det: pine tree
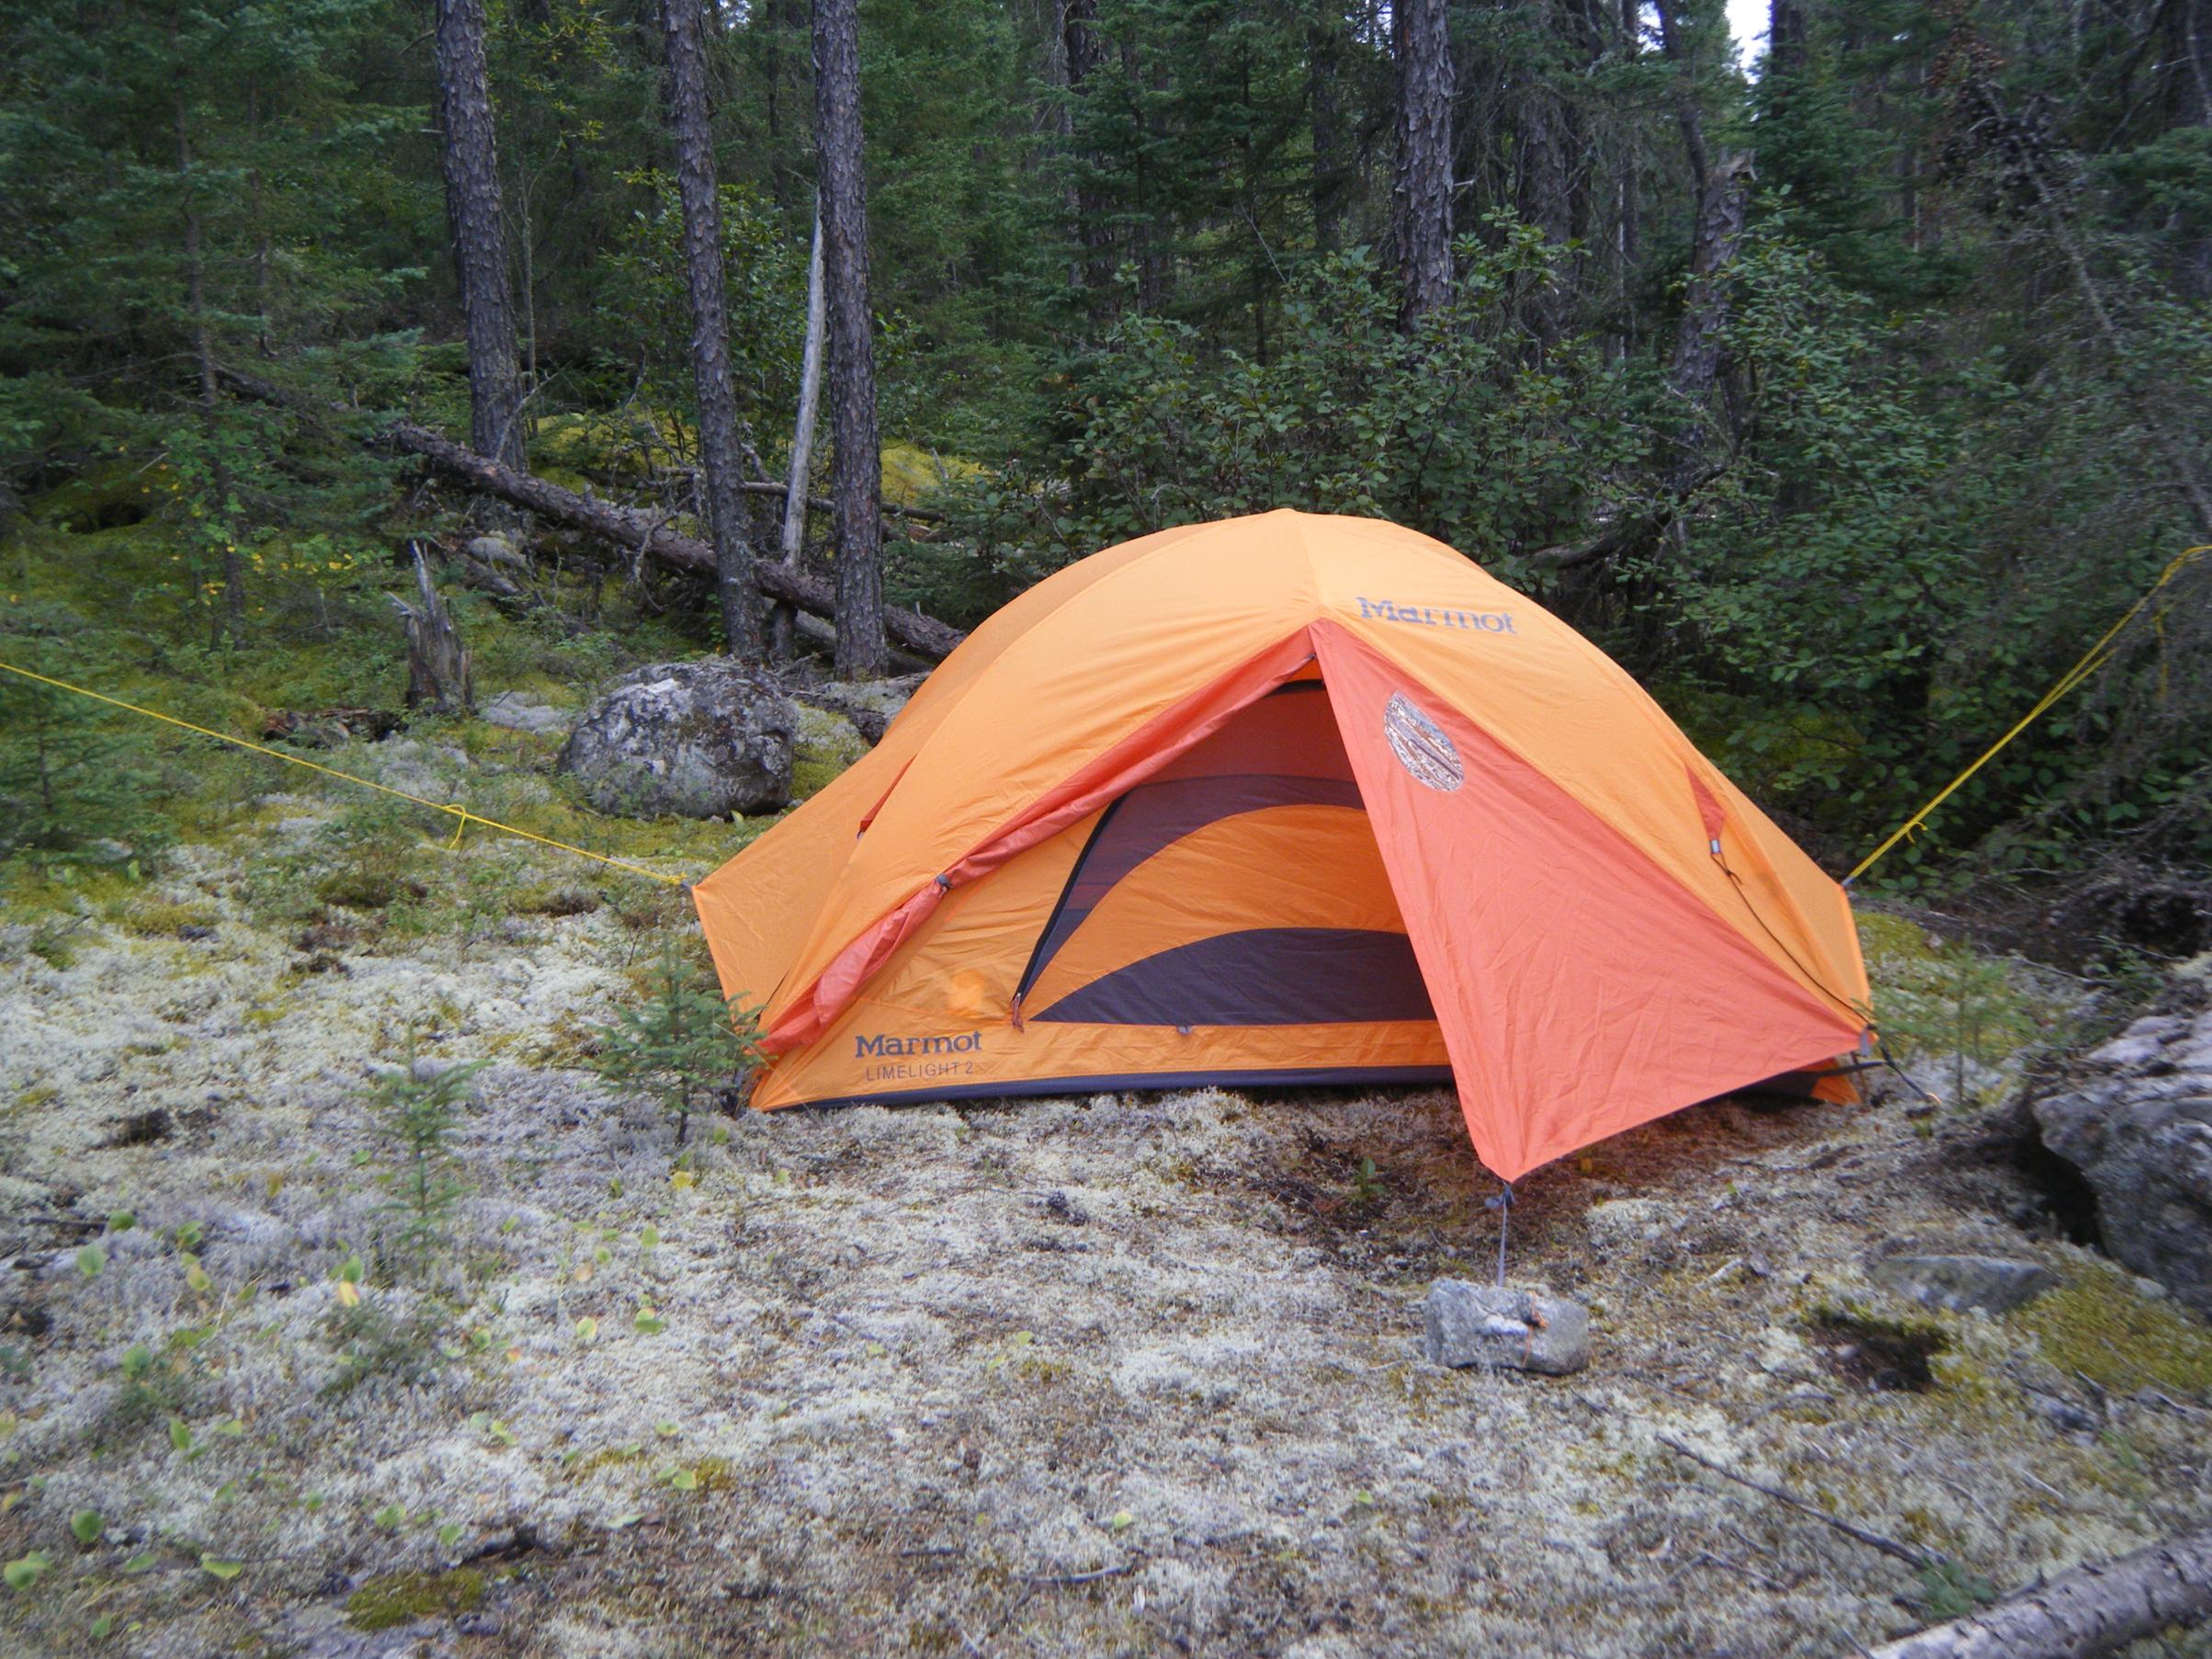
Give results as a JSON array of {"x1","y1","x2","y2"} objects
[{"x1": 813, "y1": 0, "x2": 888, "y2": 676}]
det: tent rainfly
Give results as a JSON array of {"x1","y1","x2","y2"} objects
[{"x1": 692, "y1": 510, "x2": 1872, "y2": 1181}]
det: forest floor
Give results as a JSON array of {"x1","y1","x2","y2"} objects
[
  {"x1": 5, "y1": 726, "x2": 2212, "y2": 1658},
  {"x1": 5, "y1": 501, "x2": 2212, "y2": 1657}
]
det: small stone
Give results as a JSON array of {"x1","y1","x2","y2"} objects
[
  {"x1": 1868, "y1": 1253, "x2": 2057, "y2": 1314},
  {"x1": 1421, "y1": 1281, "x2": 1590, "y2": 1375}
]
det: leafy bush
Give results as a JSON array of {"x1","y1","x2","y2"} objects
[{"x1": 922, "y1": 227, "x2": 1646, "y2": 627}]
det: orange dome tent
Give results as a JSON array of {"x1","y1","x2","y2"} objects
[{"x1": 692, "y1": 510, "x2": 1871, "y2": 1182}]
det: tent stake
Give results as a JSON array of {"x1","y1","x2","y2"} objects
[{"x1": 1487, "y1": 1181, "x2": 1515, "y2": 1287}]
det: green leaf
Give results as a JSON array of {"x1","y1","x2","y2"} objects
[
  {"x1": 664, "y1": 1467, "x2": 698, "y2": 1491},
  {"x1": 632, "y1": 1308, "x2": 665, "y2": 1335},
  {"x1": 75, "y1": 1244, "x2": 106, "y2": 1278},
  {"x1": 69, "y1": 1510, "x2": 103, "y2": 1545},
  {"x1": 373, "y1": 1504, "x2": 404, "y2": 1529},
  {"x1": 199, "y1": 1555, "x2": 243, "y2": 1580},
  {"x1": 437, "y1": 1522, "x2": 464, "y2": 1549},
  {"x1": 120, "y1": 1552, "x2": 157, "y2": 1574},
  {"x1": 166, "y1": 1418, "x2": 193, "y2": 1453},
  {"x1": 89, "y1": 1613, "x2": 114, "y2": 1640}
]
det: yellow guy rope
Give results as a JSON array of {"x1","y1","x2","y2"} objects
[
  {"x1": 0, "y1": 658, "x2": 686, "y2": 887},
  {"x1": 1847, "y1": 544, "x2": 2211, "y2": 884}
]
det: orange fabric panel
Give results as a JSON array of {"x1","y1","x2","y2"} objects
[
  {"x1": 1311, "y1": 621, "x2": 1863, "y2": 1180},
  {"x1": 1302, "y1": 519, "x2": 1868, "y2": 1018},
  {"x1": 749, "y1": 805, "x2": 1446, "y2": 1109},
  {"x1": 694, "y1": 518, "x2": 1228, "y2": 1012},
  {"x1": 1024, "y1": 805, "x2": 1404, "y2": 1010},
  {"x1": 758, "y1": 628, "x2": 1318, "y2": 1054},
  {"x1": 754, "y1": 517, "x2": 1346, "y2": 1038}
]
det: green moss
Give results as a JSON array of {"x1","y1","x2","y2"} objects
[
  {"x1": 513, "y1": 881, "x2": 602, "y2": 917},
  {"x1": 790, "y1": 706, "x2": 866, "y2": 803},
  {"x1": 2015, "y1": 1266, "x2": 2212, "y2": 1392},
  {"x1": 119, "y1": 898, "x2": 219, "y2": 936},
  {"x1": 880, "y1": 441, "x2": 982, "y2": 506},
  {"x1": 317, "y1": 870, "x2": 423, "y2": 911},
  {"x1": 29, "y1": 461, "x2": 178, "y2": 532},
  {"x1": 529, "y1": 410, "x2": 692, "y2": 476},
  {"x1": 344, "y1": 1568, "x2": 486, "y2": 1631}
]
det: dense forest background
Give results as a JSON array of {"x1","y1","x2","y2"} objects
[{"x1": 3, "y1": 0, "x2": 2210, "y2": 893}]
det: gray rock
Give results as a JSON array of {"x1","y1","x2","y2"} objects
[
  {"x1": 1869, "y1": 1253, "x2": 2057, "y2": 1314},
  {"x1": 2029, "y1": 958, "x2": 2212, "y2": 1316},
  {"x1": 795, "y1": 674, "x2": 922, "y2": 744},
  {"x1": 478, "y1": 691, "x2": 569, "y2": 737},
  {"x1": 558, "y1": 659, "x2": 796, "y2": 819},
  {"x1": 1422, "y1": 1281, "x2": 1590, "y2": 1375},
  {"x1": 466, "y1": 532, "x2": 528, "y2": 570}
]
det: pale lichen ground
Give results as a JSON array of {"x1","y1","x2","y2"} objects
[{"x1": 3, "y1": 796, "x2": 2210, "y2": 1658}]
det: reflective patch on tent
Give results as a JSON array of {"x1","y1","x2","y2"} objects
[{"x1": 1383, "y1": 693, "x2": 1461, "y2": 792}]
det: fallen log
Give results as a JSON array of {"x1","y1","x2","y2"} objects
[
  {"x1": 208, "y1": 366, "x2": 963, "y2": 662},
  {"x1": 382, "y1": 419, "x2": 965, "y2": 662},
  {"x1": 1868, "y1": 1528, "x2": 2212, "y2": 1659}
]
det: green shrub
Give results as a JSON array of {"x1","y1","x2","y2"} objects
[{"x1": 591, "y1": 945, "x2": 760, "y2": 1147}]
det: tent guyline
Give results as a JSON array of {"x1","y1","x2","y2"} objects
[
  {"x1": 1844, "y1": 542, "x2": 2210, "y2": 883},
  {"x1": 0, "y1": 658, "x2": 686, "y2": 887},
  {"x1": 694, "y1": 509, "x2": 1874, "y2": 1184}
]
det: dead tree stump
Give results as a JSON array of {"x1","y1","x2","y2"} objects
[{"x1": 394, "y1": 543, "x2": 472, "y2": 714}]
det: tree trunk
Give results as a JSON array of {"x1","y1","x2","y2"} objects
[
  {"x1": 379, "y1": 415, "x2": 964, "y2": 661},
  {"x1": 395, "y1": 545, "x2": 473, "y2": 713},
  {"x1": 812, "y1": 0, "x2": 888, "y2": 678},
  {"x1": 1655, "y1": 0, "x2": 1711, "y2": 199},
  {"x1": 434, "y1": 0, "x2": 527, "y2": 473},
  {"x1": 1767, "y1": 0, "x2": 1809, "y2": 79},
  {"x1": 1867, "y1": 1527, "x2": 2212, "y2": 1659},
  {"x1": 770, "y1": 202, "x2": 828, "y2": 660},
  {"x1": 2161, "y1": 0, "x2": 2212, "y2": 296},
  {"x1": 1391, "y1": 0, "x2": 1454, "y2": 326},
  {"x1": 1668, "y1": 151, "x2": 1756, "y2": 436},
  {"x1": 659, "y1": 0, "x2": 762, "y2": 659},
  {"x1": 175, "y1": 89, "x2": 243, "y2": 649},
  {"x1": 1516, "y1": 74, "x2": 1577, "y2": 344},
  {"x1": 1309, "y1": 3, "x2": 1345, "y2": 252},
  {"x1": 1062, "y1": 0, "x2": 1115, "y2": 300}
]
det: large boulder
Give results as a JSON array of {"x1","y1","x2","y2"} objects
[
  {"x1": 2028, "y1": 958, "x2": 2212, "y2": 1315},
  {"x1": 558, "y1": 660, "x2": 796, "y2": 819}
]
